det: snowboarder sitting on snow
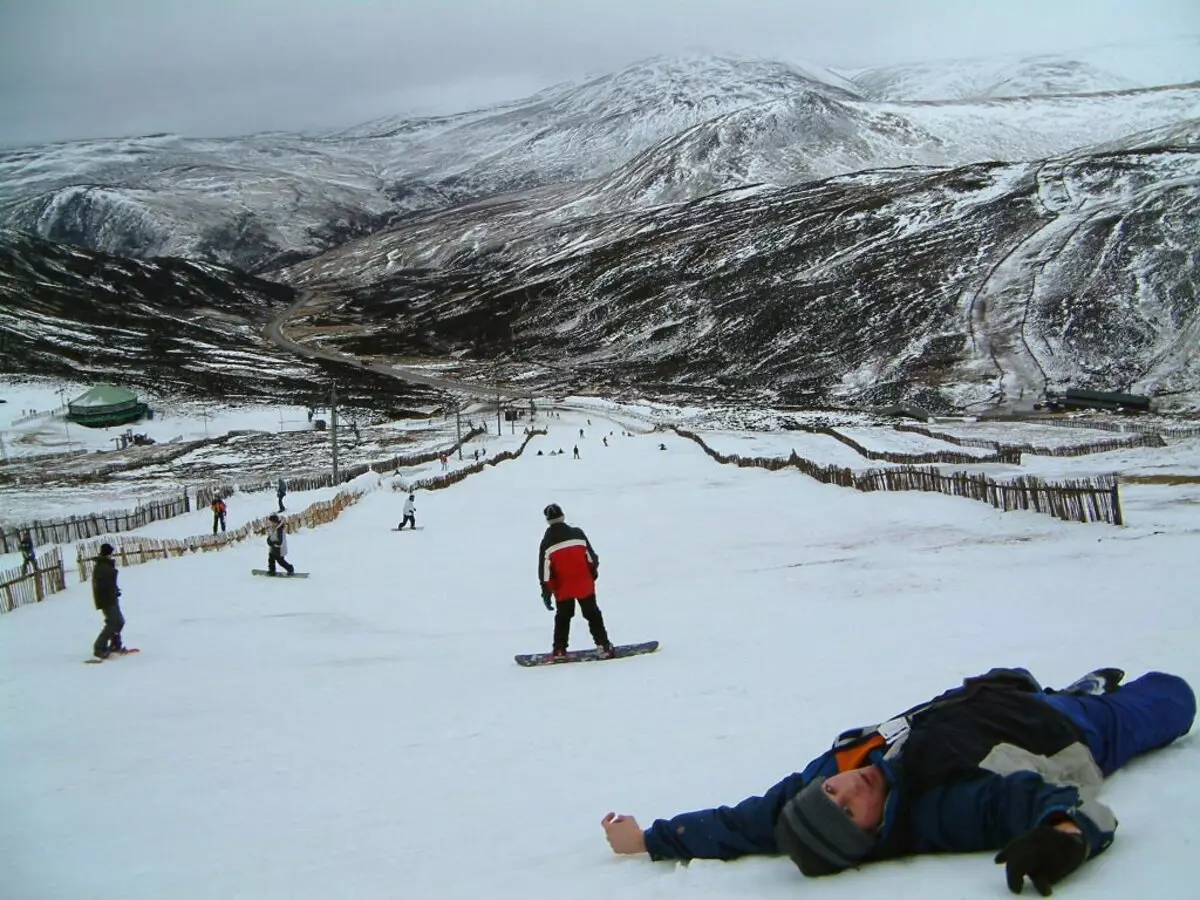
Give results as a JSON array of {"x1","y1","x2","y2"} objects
[
  {"x1": 398, "y1": 493, "x2": 417, "y2": 530},
  {"x1": 266, "y1": 514, "x2": 295, "y2": 576},
  {"x1": 91, "y1": 543, "x2": 127, "y2": 659},
  {"x1": 538, "y1": 503, "x2": 613, "y2": 660},
  {"x1": 211, "y1": 497, "x2": 227, "y2": 534},
  {"x1": 19, "y1": 529, "x2": 37, "y2": 574},
  {"x1": 602, "y1": 666, "x2": 1195, "y2": 896}
]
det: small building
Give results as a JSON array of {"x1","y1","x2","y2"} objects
[
  {"x1": 872, "y1": 403, "x2": 934, "y2": 422},
  {"x1": 1043, "y1": 388, "x2": 1153, "y2": 414},
  {"x1": 66, "y1": 384, "x2": 149, "y2": 428}
]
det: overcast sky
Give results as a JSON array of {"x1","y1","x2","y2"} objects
[{"x1": 1, "y1": 0, "x2": 1197, "y2": 146}]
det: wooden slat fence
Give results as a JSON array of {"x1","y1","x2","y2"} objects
[
  {"x1": 1018, "y1": 418, "x2": 1200, "y2": 440},
  {"x1": 77, "y1": 488, "x2": 365, "y2": 582},
  {"x1": 194, "y1": 429, "x2": 486, "y2": 509},
  {"x1": 672, "y1": 427, "x2": 1122, "y2": 525},
  {"x1": 1, "y1": 492, "x2": 192, "y2": 554},
  {"x1": 895, "y1": 423, "x2": 1165, "y2": 457},
  {"x1": 0, "y1": 548, "x2": 68, "y2": 615},
  {"x1": 821, "y1": 427, "x2": 1022, "y2": 465}
]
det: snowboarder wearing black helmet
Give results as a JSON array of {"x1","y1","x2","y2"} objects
[
  {"x1": 91, "y1": 543, "x2": 127, "y2": 659},
  {"x1": 538, "y1": 503, "x2": 613, "y2": 661}
]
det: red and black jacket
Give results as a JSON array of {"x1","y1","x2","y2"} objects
[{"x1": 539, "y1": 522, "x2": 599, "y2": 601}]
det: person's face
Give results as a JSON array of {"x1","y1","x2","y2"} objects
[{"x1": 822, "y1": 765, "x2": 888, "y2": 832}]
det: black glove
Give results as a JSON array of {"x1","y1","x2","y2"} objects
[
  {"x1": 542, "y1": 593, "x2": 554, "y2": 611},
  {"x1": 995, "y1": 825, "x2": 1087, "y2": 896}
]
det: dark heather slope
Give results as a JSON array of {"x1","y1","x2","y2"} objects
[{"x1": 0, "y1": 229, "x2": 438, "y2": 410}]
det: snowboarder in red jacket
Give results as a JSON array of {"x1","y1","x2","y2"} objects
[{"x1": 538, "y1": 503, "x2": 613, "y2": 660}]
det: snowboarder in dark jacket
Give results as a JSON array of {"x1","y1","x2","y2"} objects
[
  {"x1": 19, "y1": 529, "x2": 37, "y2": 575},
  {"x1": 602, "y1": 666, "x2": 1195, "y2": 896},
  {"x1": 275, "y1": 478, "x2": 287, "y2": 513},
  {"x1": 91, "y1": 543, "x2": 126, "y2": 659},
  {"x1": 266, "y1": 514, "x2": 294, "y2": 576},
  {"x1": 538, "y1": 503, "x2": 612, "y2": 660}
]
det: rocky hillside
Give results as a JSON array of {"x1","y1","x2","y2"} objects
[
  {"x1": 274, "y1": 134, "x2": 1200, "y2": 412},
  {"x1": 0, "y1": 230, "x2": 436, "y2": 410}
]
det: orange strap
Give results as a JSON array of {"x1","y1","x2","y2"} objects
[{"x1": 834, "y1": 733, "x2": 886, "y2": 772}]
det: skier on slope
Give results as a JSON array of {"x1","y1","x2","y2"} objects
[
  {"x1": 91, "y1": 543, "x2": 129, "y2": 659},
  {"x1": 265, "y1": 514, "x2": 295, "y2": 576},
  {"x1": 538, "y1": 503, "x2": 613, "y2": 660},
  {"x1": 602, "y1": 666, "x2": 1195, "y2": 895},
  {"x1": 398, "y1": 494, "x2": 417, "y2": 530},
  {"x1": 211, "y1": 496, "x2": 227, "y2": 534},
  {"x1": 19, "y1": 529, "x2": 37, "y2": 575}
]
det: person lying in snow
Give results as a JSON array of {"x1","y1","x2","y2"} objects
[{"x1": 602, "y1": 667, "x2": 1195, "y2": 896}]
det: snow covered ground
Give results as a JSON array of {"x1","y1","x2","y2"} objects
[{"x1": 1, "y1": 401, "x2": 1197, "y2": 900}]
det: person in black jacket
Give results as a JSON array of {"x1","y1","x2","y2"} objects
[
  {"x1": 19, "y1": 529, "x2": 37, "y2": 575},
  {"x1": 603, "y1": 666, "x2": 1195, "y2": 896},
  {"x1": 92, "y1": 543, "x2": 127, "y2": 659}
]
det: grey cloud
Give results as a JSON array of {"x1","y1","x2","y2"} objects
[{"x1": 1, "y1": 0, "x2": 1197, "y2": 145}]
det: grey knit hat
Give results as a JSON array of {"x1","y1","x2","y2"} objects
[{"x1": 774, "y1": 777, "x2": 876, "y2": 876}]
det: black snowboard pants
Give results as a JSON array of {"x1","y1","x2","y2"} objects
[
  {"x1": 553, "y1": 595, "x2": 610, "y2": 652},
  {"x1": 268, "y1": 548, "x2": 294, "y2": 575},
  {"x1": 213, "y1": 512, "x2": 226, "y2": 534},
  {"x1": 398, "y1": 513, "x2": 416, "y2": 530},
  {"x1": 94, "y1": 603, "x2": 125, "y2": 657}
]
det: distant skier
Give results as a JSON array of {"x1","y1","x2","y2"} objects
[
  {"x1": 440, "y1": 454, "x2": 449, "y2": 471},
  {"x1": 275, "y1": 477, "x2": 287, "y2": 513},
  {"x1": 266, "y1": 514, "x2": 295, "y2": 576},
  {"x1": 398, "y1": 494, "x2": 417, "y2": 530},
  {"x1": 91, "y1": 543, "x2": 127, "y2": 659},
  {"x1": 573, "y1": 445, "x2": 580, "y2": 459},
  {"x1": 579, "y1": 428, "x2": 585, "y2": 438},
  {"x1": 538, "y1": 503, "x2": 613, "y2": 660},
  {"x1": 211, "y1": 497, "x2": 227, "y2": 534},
  {"x1": 19, "y1": 529, "x2": 37, "y2": 575},
  {"x1": 602, "y1": 436, "x2": 608, "y2": 447}
]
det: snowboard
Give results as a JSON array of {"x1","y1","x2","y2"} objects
[
  {"x1": 84, "y1": 648, "x2": 140, "y2": 664},
  {"x1": 515, "y1": 640, "x2": 658, "y2": 667},
  {"x1": 251, "y1": 570, "x2": 310, "y2": 578},
  {"x1": 391, "y1": 526, "x2": 425, "y2": 532}
]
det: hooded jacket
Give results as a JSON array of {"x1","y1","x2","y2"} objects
[
  {"x1": 92, "y1": 555, "x2": 120, "y2": 610},
  {"x1": 643, "y1": 669, "x2": 1118, "y2": 865},
  {"x1": 267, "y1": 522, "x2": 289, "y2": 557},
  {"x1": 538, "y1": 521, "x2": 598, "y2": 601}
]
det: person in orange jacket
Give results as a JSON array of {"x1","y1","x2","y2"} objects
[{"x1": 538, "y1": 503, "x2": 613, "y2": 660}]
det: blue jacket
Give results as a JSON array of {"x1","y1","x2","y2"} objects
[{"x1": 643, "y1": 670, "x2": 1116, "y2": 865}]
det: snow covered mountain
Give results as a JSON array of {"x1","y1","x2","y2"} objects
[
  {"x1": 272, "y1": 132, "x2": 1200, "y2": 411},
  {"x1": 580, "y1": 84, "x2": 1200, "y2": 210},
  {"x1": 849, "y1": 37, "x2": 1200, "y2": 101},
  {"x1": 2, "y1": 51, "x2": 1197, "y2": 271},
  {"x1": 2, "y1": 44, "x2": 1198, "y2": 412}
]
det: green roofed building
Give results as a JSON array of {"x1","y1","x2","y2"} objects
[{"x1": 66, "y1": 384, "x2": 149, "y2": 428}]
